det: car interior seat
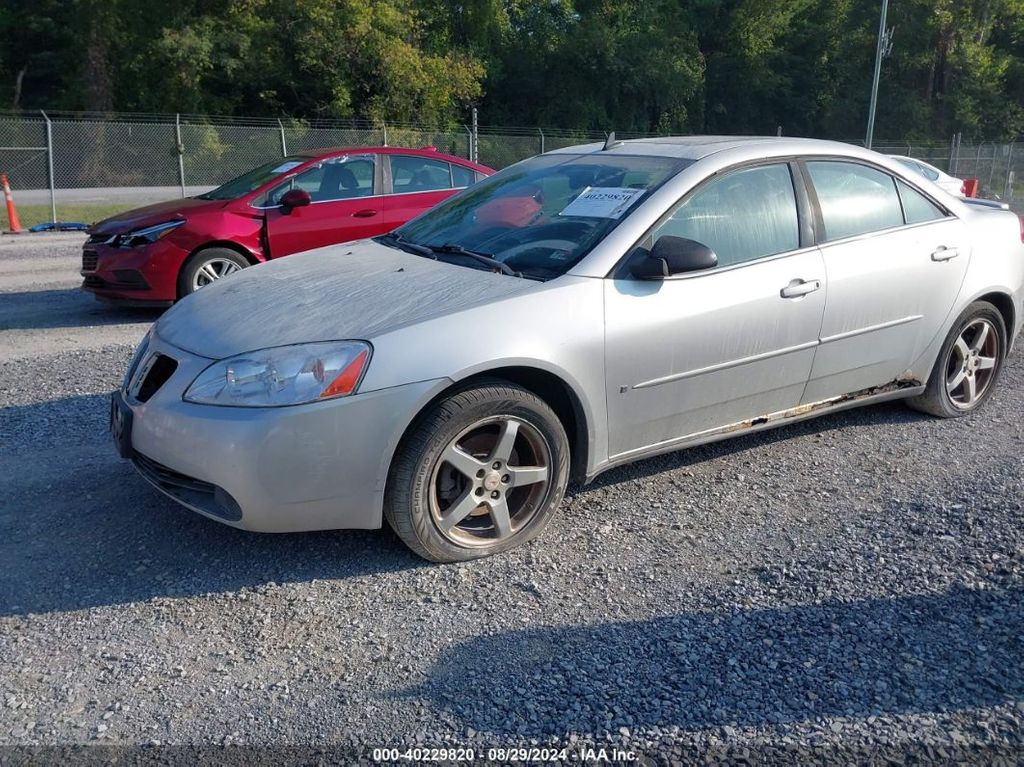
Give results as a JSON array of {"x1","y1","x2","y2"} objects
[
  {"x1": 316, "y1": 165, "x2": 363, "y2": 200},
  {"x1": 410, "y1": 169, "x2": 438, "y2": 191}
]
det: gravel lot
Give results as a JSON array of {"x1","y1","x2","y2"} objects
[{"x1": 1, "y1": 233, "x2": 1023, "y2": 762}]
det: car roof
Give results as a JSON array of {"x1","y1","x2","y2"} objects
[
  {"x1": 293, "y1": 146, "x2": 493, "y2": 173},
  {"x1": 546, "y1": 135, "x2": 874, "y2": 161}
]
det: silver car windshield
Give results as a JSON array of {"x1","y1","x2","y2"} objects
[{"x1": 392, "y1": 154, "x2": 690, "y2": 280}]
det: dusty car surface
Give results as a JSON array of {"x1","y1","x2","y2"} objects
[{"x1": 111, "y1": 136, "x2": 1024, "y2": 561}]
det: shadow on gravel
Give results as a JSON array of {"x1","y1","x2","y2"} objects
[
  {"x1": 0, "y1": 396, "x2": 424, "y2": 616},
  {"x1": 408, "y1": 585, "x2": 1024, "y2": 734},
  {"x1": 0, "y1": 393, "x2": 943, "y2": 616},
  {"x1": 0, "y1": 288, "x2": 163, "y2": 331},
  {"x1": 580, "y1": 399, "x2": 927, "y2": 493}
]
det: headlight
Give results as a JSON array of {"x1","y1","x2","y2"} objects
[
  {"x1": 183, "y1": 341, "x2": 371, "y2": 407},
  {"x1": 117, "y1": 220, "x2": 185, "y2": 247}
]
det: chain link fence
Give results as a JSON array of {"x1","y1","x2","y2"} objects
[
  {"x1": 0, "y1": 114, "x2": 48, "y2": 187},
  {"x1": 0, "y1": 110, "x2": 1021, "y2": 225}
]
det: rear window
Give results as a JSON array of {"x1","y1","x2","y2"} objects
[
  {"x1": 451, "y1": 164, "x2": 475, "y2": 188},
  {"x1": 897, "y1": 180, "x2": 946, "y2": 225}
]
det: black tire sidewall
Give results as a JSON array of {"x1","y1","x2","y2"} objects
[{"x1": 388, "y1": 384, "x2": 570, "y2": 562}]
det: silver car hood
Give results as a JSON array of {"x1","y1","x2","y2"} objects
[{"x1": 156, "y1": 240, "x2": 537, "y2": 359}]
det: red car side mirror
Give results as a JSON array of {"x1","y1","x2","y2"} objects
[{"x1": 280, "y1": 188, "x2": 312, "y2": 211}]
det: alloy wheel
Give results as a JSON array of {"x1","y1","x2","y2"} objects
[
  {"x1": 945, "y1": 318, "x2": 999, "y2": 410},
  {"x1": 429, "y1": 416, "x2": 552, "y2": 547},
  {"x1": 191, "y1": 258, "x2": 242, "y2": 291}
]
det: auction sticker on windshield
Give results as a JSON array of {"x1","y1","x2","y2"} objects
[
  {"x1": 271, "y1": 161, "x2": 304, "y2": 174},
  {"x1": 559, "y1": 186, "x2": 645, "y2": 219}
]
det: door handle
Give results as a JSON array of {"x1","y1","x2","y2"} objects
[
  {"x1": 780, "y1": 279, "x2": 821, "y2": 299},
  {"x1": 931, "y1": 246, "x2": 959, "y2": 262},
  {"x1": 352, "y1": 209, "x2": 378, "y2": 218}
]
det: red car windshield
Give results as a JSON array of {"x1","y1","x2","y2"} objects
[
  {"x1": 197, "y1": 157, "x2": 308, "y2": 201},
  {"x1": 393, "y1": 154, "x2": 689, "y2": 280}
]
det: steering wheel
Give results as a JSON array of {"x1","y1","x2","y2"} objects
[{"x1": 482, "y1": 220, "x2": 593, "y2": 252}]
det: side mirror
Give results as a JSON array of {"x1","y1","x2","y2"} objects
[
  {"x1": 280, "y1": 188, "x2": 311, "y2": 212},
  {"x1": 630, "y1": 236, "x2": 717, "y2": 279}
]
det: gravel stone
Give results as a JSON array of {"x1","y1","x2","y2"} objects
[{"x1": 1, "y1": 235, "x2": 1023, "y2": 761}]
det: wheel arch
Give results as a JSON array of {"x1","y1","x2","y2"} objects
[
  {"x1": 912, "y1": 288, "x2": 1018, "y2": 388},
  {"x1": 386, "y1": 365, "x2": 592, "y2": 485},
  {"x1": 186, "y1": 240, "x2": 262, "y2": 267},
  {"x1": 976, "y1": 291, "x2": 1016, "y2": 349},
  {"x1": 177, "y1": 241, "x2": 262, "y2": 299}
]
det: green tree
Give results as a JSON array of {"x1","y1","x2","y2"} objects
[
  {"x1": 1, "y1": 0, "x2": 1022, "y2": 141},
  {"x1": 116, "y1": 0, "x2": 483, "y2": 123}
]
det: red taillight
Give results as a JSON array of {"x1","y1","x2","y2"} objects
[
  {"x1": 960, "y1": 181, "x2": 967, "y2": 196},
  {"x1": 1019, "y1": 215, "x2": 1024, "y2": 244}
]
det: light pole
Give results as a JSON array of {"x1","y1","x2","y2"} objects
[{"x1": 865, "y1": 0, "x2": 893, "y2": 149}]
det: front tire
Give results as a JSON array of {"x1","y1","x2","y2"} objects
[
  {"x1": 907, "y1": 300, "x2": 1006, "y2": 418},
  {"x1": 384, "y1": 382, "x2": 570, "y2": 562},
  {"x1": 178, "y1": 247, "x2": 249, "y2": 298}
]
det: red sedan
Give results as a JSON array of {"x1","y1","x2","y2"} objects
[{"x1": 81, "y1": 147, "x2": 493, "y2": 305}]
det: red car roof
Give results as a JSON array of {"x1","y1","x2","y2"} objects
[{"x1": 295, "y1": 146, "x2": 493, "y2": 175}]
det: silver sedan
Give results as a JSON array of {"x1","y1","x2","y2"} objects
[{"x1": 112, "y1": 136, "x2": 1024, "y2": 561}]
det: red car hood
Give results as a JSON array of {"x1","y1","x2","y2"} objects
[{"x1": 91, "y1": 197, "x2": 228, "y2": 235}]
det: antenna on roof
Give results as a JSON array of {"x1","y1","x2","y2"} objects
[{"x1": 603, "y1": 131, "x2": 622, "y2": 151}]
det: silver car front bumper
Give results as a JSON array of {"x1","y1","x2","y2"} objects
[{"x1": 123, "y1": 333, "x2": 446, "y2": 532}]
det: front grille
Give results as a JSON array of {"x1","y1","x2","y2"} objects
[
  {"x1": 135, "y1": 354, "x2": 178, "y2": 403},
  {"x1": 83, "y1": 275, "x2": 106, "y2": 289},
  {"x1": 82, "y1": 252, "x2": 98, "y2": 272},
  {"x1": 133, "y1": 452, "x2": 243, "y2": 522}
]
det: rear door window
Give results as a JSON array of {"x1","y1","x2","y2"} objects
[
  {"x1": 391, "y1": 155, "x2": 454, "y2": 193},
  {"x1": 806, "y1": 161, "x2": 904, "y2": 241}
]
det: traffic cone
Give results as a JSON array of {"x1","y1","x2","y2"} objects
[{"x1": 2, "y1": 174, "x2": 24, "y2": 234}]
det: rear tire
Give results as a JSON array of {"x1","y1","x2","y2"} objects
[
  {"x1": 907, "y1": 300, "x2": 1006, "y2": 418},
  {"x1": 384, "y1": 381, "x2": 570, "y2": 562},
  {"x1": 178, "y1": 247, "x2": 249, "y2": 298}
]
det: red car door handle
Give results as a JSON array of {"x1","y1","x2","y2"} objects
[{"x1": 352, "y1": 209, "x2": 378, "y2": 218}]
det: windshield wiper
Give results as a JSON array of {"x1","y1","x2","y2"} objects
[
  {"x1": 374, "y1": 233, "x2": 437, "y2": 259},
  {"x1": 430, "y1": 244, "x2": 521, "y2": 277}
]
